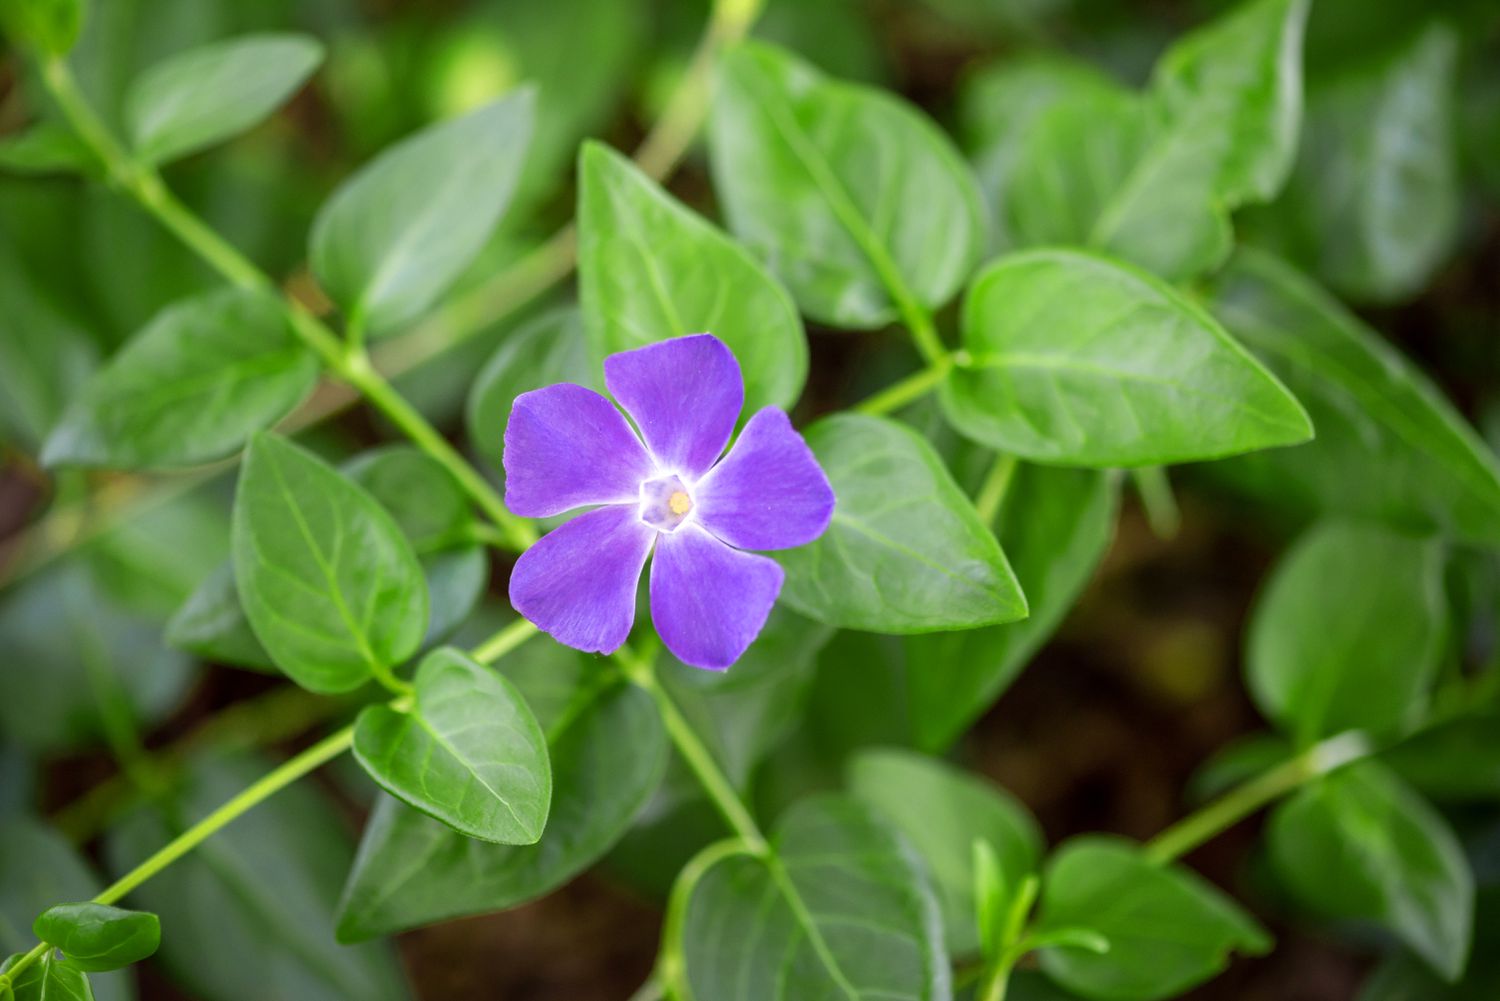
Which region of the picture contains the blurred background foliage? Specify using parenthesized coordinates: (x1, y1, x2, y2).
(1, 0, 1497, 998)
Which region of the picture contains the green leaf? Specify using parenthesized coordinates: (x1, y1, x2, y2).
(343, 446, 475, 552)
(32, 904, 159, 973)
(1360, 889, 1500, 1001)
(578, 141, 807, 413)
(777, 413, 1026, 632)
(0, 239, 97, 451)
(709, 40, 984, 328)
(0, 0, 83, 55)
(941, 249, 1312, 466)
(1, 952, 93, 1001)
(466, 307, 598, 468)
(992, 0, 1308, 281)
(337, 680, 666, 940)
(232, 433, 428, 693)
(1247, 24, 1460, 303)
(1247, 521, 1445, 743)
(165, 564, 276, 672)
(310, 89, 534, 335)
(1206, 249, 1500, 544)
(848, 748, 1043, 956)
(124, 34, 324, 165)
(0, 565, 191, 755)
(1268, 761, 1472, 981)
(416, 547, 486, 648)
(41, 288, 318, 470)
(673, 795, 950, 1000)
(80, 488, 228, 620)
(905, 463, 1118, 751)
(1151, 0, 1309, 205)
(353, 647, 550, 844)
(959, 57, 1122, 254)
(0, 819, 131, 1001)
(0, 122, 95, 176)
(1035, 837, 1271, 1001)
(106, 754, 408, 1001)
(1382, 712, 1500, 802)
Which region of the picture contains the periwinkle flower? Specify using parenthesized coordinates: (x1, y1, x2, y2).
(503, 334, 835, 669)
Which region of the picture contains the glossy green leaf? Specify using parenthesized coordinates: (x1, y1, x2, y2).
(992, 0, 1309, 280)
(416, 547, 486, 647)
(1206, 249, 1500, 544)
(1248, 24, 1459, 303)
(709, 40, 984, 328)
(32, 904, 159, 973)
(310, 89, 534, 335)
(466, 307, 597, 468)
(0, 239, 97, 451)
(164, 564, 275, 672)
(41, 288, 318, 470)
(959, 57, 1121, 254)
(337, 680, 666, 940)
(343, 446, 475, 552)
(80, 487, 228, 619)
(1035, 837, 1271, 1001)
(777, 413, 1026, 632)
(942, 250, 1312, 466)
(353, 647, 550, 844)
(125, 34, 324, 165)
(1151, 0, 1309, 205)
(849, 748, 1043, 955)
(0, 565, 190, 755)
(1, 952, 93, 1001)
(995, 76, 1153, 253)
(172, 452, 481, 672)
(0, 820, 131, 1001)
(232, 433, 428, 693)
(1382, 712, 1500, 802)
(106, 754, 408, 1001)
(1247, 521, 1445, 743)
(578, 141, 806, 413)
(1268, 761, 1472, 981)
(905, 463, 1118, 751)
(1085, 104, 1233, 283)
(673, 795, 950, 1000)
(1360, 889, 1500, 1001)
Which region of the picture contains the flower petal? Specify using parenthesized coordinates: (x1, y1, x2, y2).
(603, 334, 744, 480)
(509, 504, 654, 654)
(503, 383, 655, 518)
(650, 523, 783, 670)
(694, 407, 835, 551)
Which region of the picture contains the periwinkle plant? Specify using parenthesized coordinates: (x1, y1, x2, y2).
(1, 0, 1498, 999)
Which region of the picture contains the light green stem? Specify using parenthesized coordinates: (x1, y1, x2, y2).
(855, 354, 954, 416)
(1131, 466, 1180, 540)
(1143, 730, 1372, 864)
(471, 619, 540, 666)
(39, 55, 536, 551)
(973, 454, 1018, 525)
(616, 645, 769, 855)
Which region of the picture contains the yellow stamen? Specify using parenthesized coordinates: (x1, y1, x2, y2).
(668, 490, 692, 516)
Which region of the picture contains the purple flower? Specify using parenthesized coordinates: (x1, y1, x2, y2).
(503, 334, 835, 670)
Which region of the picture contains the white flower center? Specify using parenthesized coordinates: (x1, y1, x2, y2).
(639, 474, 693, 532)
